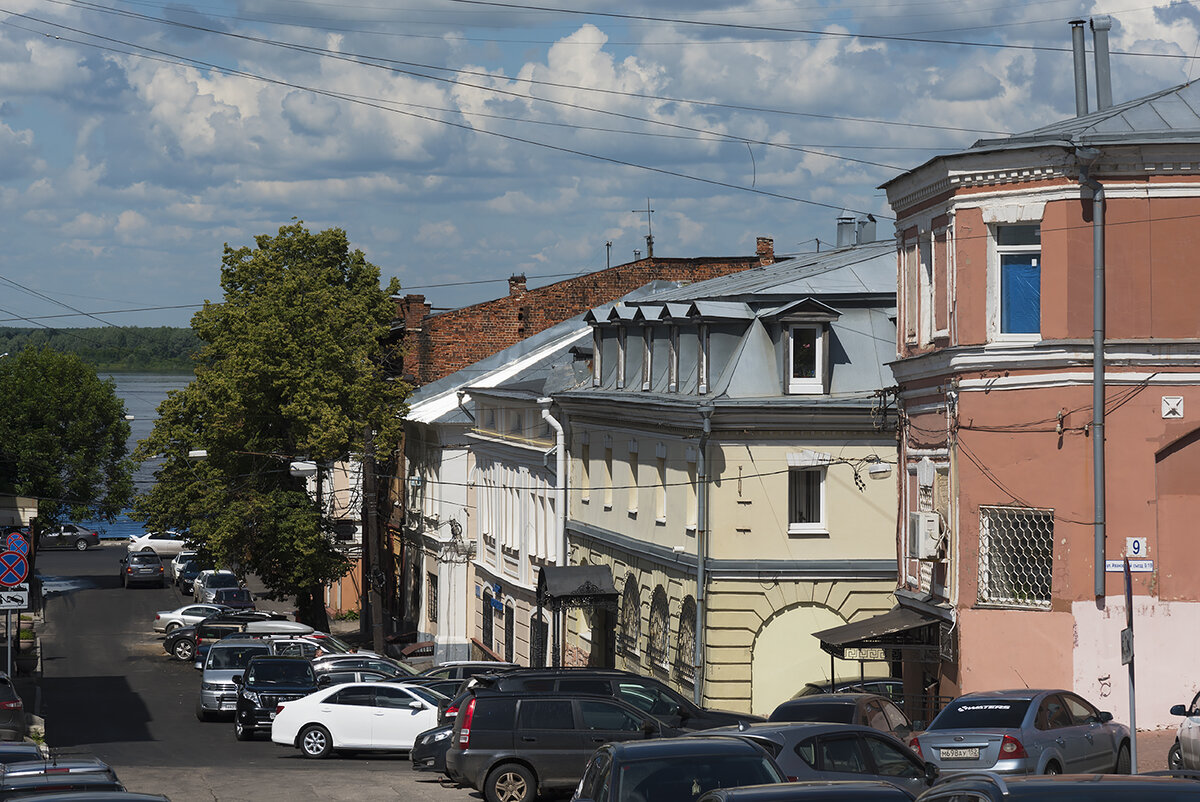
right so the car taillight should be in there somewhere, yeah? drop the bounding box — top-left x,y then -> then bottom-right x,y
275,704 -> 286,715
1000,735 -> 1028,759
908,737 -> 922,758
456,698 -> 476,749
0,700 -> 22,711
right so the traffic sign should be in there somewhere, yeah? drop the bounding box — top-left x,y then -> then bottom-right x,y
0,584 -> 28,610
0,552 -> 28,587
4,533 -> 26,555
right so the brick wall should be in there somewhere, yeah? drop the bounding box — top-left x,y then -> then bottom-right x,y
395,239 -> 777,385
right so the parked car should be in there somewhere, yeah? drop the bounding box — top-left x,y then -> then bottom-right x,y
794,678 -> 905,706
196,640 -> 272,721
232,655 -> 319,740
310,654 -> 415,677
118,552 -> 165,588
698,781 -> 918,802
170,550 -> 197,580
469,667 -> 761,731
271,681 -> 442,758
420,660 -> 520,681
446,689 -> 684,802
769,693 -> 915,739
1,755 -> 117,781
394,675 -> 464,699
909,689 -> 1130,776
914,771 -> 1200,801
210,588 -> 255,611
13,794 -> 171,802
411,723 -> 454,774
1170,690 -> 1200,769
0,742 -> 43,764
175,560 -> 207,594
193,570 -> 242,604
161,610 -> 290,662
313,668 -> 390,687
0,770 -> 126,798
127,530 -> 190,558
571,736 -> 788,802
0,673 -> 28,741
37,524 -> 99,551
194,616 -> 311,666
152,603 -> 229,634
694,722 -> 937,796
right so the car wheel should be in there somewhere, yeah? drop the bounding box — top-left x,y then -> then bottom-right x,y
485,763 -> 535,802
1044,761 -> 1061,775
173,639 -> 195,661
1115,742 -> 1131,774
234,718 -> 254,741
299,724 -> 333,758
73,538 -> 89,551
1170,742 -> 1184,771
165,622 -> 181,633
141,546 -> 155,552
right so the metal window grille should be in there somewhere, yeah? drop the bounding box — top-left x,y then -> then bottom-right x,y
675,597 -> 696,682
427,573 -> 438,623
648,588 -> 669,666
620,579 -> 640,655
978,506 -> 1053,609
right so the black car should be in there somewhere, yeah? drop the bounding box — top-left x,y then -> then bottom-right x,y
232,655 -> 318,741
119,552 -> 165,588
768,693 -> 915,739
0,673 -> 28,741
470,667 -> 762,731
915,771 -> 1200,801
411,723 -> 454,774
175,560 -> 207,594
446,688 -> 683,802
161,610 -> 286,662
571,736 -> 788,802
699,781 -> 917,802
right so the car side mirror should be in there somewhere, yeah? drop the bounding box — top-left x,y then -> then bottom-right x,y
924,762 -> 940,785
1098,711 -> 1113,723
409,701 -> 424,710
231,675 -> 243,686
1172,704 -> 1189,717
317,675 -> 331,687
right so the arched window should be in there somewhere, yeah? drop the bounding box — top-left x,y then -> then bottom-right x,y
620,574 -> 640,655
482,589 -> 494,650
648,587 -> 669,667
676,596 -> 696,681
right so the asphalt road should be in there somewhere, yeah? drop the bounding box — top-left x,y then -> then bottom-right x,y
33,543 -> 481,802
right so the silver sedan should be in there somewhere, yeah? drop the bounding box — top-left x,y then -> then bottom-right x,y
910,689 -> 1130,775
152,603 -> 229,633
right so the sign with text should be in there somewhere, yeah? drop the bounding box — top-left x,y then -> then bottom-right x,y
1106,560 -> 1152,572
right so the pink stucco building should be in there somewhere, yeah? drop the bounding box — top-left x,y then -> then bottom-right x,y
869,38 -> 1200,729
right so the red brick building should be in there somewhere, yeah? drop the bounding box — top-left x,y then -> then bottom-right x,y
394,237 -> 780,386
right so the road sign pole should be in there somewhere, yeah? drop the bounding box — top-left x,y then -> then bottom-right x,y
1125,557 -> 1137,774
5,610 -> 10,678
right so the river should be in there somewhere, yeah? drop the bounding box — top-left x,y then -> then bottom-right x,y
80,372 -> 192,539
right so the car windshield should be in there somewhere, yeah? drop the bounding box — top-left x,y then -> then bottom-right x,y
217,589 -> 252,602
407,686 -> 449,706
929,699 -> 1031,730
771,701 -> 855,723
208,574 -> 240,589
208,646 -> 269,669
617,754 -> 783,800
248,662 -> 315,685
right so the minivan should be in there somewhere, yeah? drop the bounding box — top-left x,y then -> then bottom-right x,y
197,640 -> 272,720
445,689 -> 681,802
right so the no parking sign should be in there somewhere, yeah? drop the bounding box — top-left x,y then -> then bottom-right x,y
0,551 -> 28,587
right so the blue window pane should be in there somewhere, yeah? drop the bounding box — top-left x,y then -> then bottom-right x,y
1001,254 -> 1040,334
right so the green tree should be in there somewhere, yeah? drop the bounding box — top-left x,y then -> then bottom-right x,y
0,347 -> 135,524
135,223 -> 407,630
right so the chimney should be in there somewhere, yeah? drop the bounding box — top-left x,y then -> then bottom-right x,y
856,215 -> 877,244
400,294 -> 430,330
1070,20 -> 1089,117
508,274 -> 526,296
836,210 -> 856,247
634,249 -> 641,260
756,236 -> 775,265
1092,16 -> 1113,111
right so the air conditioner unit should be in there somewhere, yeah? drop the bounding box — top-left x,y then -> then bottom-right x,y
909,511 -> 943,561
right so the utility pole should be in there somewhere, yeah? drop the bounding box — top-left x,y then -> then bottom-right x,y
363,425 -> 385,655
633,199 -> 654,259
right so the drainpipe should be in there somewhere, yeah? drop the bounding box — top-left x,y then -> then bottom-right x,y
456,390 -> 475,422
694,407 -> 713,706
1070,20 -> 1089,117
1076,146 -> 1106,598
539,399 -> 566,568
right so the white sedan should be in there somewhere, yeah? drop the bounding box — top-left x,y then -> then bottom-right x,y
152,603 -> 229,633
271,682 -> 444,758
128,531 -> 190,558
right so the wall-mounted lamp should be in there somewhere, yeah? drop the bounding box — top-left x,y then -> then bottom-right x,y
868,462 -> 893,478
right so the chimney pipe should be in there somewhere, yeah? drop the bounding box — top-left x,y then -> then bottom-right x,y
856,214 -> 877,244
1071,20 -> 1089,117
836,210 -> 856,248
1092,16 -> 1114,111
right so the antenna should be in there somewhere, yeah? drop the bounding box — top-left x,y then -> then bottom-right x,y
633,198 -> 655,258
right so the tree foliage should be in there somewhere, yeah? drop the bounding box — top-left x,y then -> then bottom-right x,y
0,347 -> 135,523
135,223 -> 408,628
0,327 -> 200,373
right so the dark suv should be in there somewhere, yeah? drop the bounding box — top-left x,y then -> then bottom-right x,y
232,655 -> 318,741
470,668 -> 761,731
446,689 -> 681,802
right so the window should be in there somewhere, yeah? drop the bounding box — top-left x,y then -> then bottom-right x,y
580,700 -> 642,732
642,327 -> 652,390
676,596 -> 696,681
620,576 -> 640,655
330,687 -> 374,707
862,735 -> 922,779
995,224 -> 1041,336
788,325 -> 825,394
815,735 -> 869,773
698,323 -> 709,394
978,505 -> 1053,609
655,454 -> 667,522
788,468 -> 825,534
616,327 -> 627,389
427,572 -> 438,624
648,587 -> 669,667
517,699 -> 574,730
668,326 -> 679,392
592,327 -> 602,386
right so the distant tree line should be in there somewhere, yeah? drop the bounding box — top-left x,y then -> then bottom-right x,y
0,327 -> 200,373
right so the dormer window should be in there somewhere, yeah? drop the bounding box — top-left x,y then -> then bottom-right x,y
642,327 -> 652,391
788,324 -> 826,394
616,327 -> 627,389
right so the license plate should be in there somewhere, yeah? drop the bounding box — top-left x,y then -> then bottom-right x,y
940,747 -> 979,759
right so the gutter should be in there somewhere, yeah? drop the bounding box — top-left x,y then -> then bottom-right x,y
694,406 -> 712,706
539,399 -> 566,568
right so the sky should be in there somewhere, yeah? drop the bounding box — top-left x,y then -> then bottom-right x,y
0,0 -> 1196,329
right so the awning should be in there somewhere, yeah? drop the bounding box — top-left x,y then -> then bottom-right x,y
536,565 -> 618,611
813,606 -> 944,659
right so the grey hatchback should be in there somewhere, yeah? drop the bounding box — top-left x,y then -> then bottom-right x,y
119,552 -> 165,588
909,690 -> 1130,776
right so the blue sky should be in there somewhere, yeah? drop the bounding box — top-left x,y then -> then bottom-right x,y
0,0 -> 1194,328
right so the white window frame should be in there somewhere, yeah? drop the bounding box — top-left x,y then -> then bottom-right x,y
642,326 -> 652,391
786,460 -> 827,536
787,324 -> 826,395
592,327 -> 602,386
990,223 -> 1042,342
616,327 -> 627,389
668,326 -> 679,393
698,324 -> 709,395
